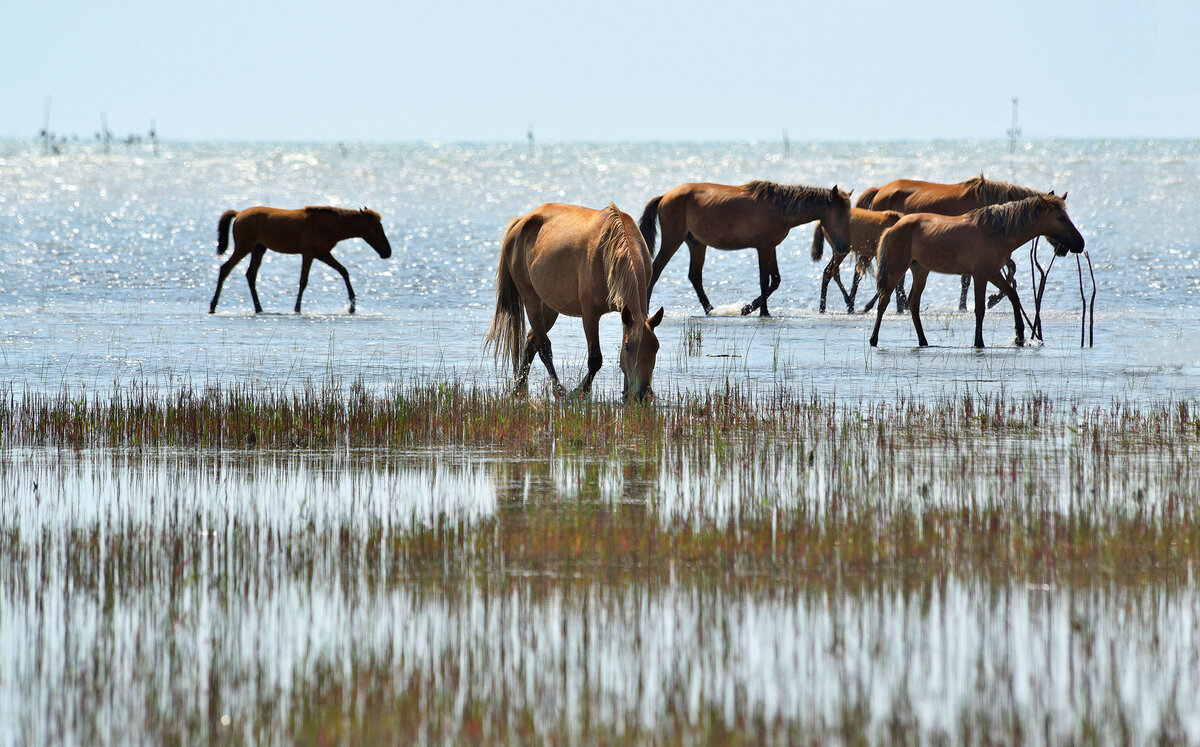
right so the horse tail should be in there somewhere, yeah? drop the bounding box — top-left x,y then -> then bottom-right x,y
485,217 -> 526,376
638,195 -> 663,254
876,227 -> 892,293
216,210 -> 238,255
856,187 -> 878,210
810,222 -> 826,261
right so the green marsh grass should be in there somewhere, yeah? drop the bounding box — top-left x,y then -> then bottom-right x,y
2,381 -> 1199,743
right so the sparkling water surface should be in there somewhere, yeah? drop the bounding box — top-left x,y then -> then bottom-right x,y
2,138 -> 1197,403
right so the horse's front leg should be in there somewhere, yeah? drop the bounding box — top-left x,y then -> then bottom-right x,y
571,310 -> 603,399
245,245 -> 267,314
821,253 -> 852,314
316,252 -> 355,314
295,255 -> 314,314
743,245 -> 780,317
988,269 -> 1024,347
972,276 -> 988,348
959,274 -> 971,312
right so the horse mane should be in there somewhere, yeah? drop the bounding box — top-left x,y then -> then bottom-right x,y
963,175 -> 1043,205
972,195 -> 1066,236
600,203 -> 644,315
744,180 -> 835,216
304,206 -> 381,221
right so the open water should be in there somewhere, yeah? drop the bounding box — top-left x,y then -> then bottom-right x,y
2,138 -> 1198,404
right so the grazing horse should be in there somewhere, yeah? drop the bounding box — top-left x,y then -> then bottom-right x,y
486,203 -> 665,401
870,194 -> 1084,348
640,181 -> 852,316
858,175 -> 1047,310
810,207 -> 904,313
209,206 -> 392,314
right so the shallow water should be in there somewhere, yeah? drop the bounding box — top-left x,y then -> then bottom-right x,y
2,138 -> 1198,403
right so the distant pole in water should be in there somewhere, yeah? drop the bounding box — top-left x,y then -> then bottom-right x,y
527,123 -> 534,157
782,128 -> 789,158
149,120 -> 157,156
1006,97 -> 1021,154
40,97 -> 52,156
99,112 -> 112,154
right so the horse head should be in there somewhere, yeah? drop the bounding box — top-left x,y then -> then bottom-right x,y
359,207 -> 393,259
824,186 -> 853,256
619,306 -> 664,402
1041,195 -> 1085,256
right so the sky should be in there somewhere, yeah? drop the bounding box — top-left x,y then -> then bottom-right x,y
4,0 -> 1198,142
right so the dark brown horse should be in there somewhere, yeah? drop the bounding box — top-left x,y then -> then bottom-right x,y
209,206 -> 392,314
486,203 -> 664,401
870,194 -> 1084,348
810,207 -> 903,313
640,180 -> 852,316
858,175 -> 1046,310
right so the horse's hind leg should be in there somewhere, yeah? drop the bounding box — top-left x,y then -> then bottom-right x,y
316,252 -> 356,313
742,245 -> 780,316
209,245 -> 251,313
648,225 -> 687,305
683,236 -> 715,314
906,267 -> 930,347
988,269 -> 1025,347
294,255 -> 314,314
820,252 -> 851,314
526,307 -> 564,397
245,244 -> 267,313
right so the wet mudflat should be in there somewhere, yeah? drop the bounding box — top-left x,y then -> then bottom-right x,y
2,386 -> 1198,743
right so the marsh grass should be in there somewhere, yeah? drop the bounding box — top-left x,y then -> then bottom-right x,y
2,381 -> 1200,744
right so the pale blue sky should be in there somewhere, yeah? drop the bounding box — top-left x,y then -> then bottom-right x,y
5,0 -> 1197,142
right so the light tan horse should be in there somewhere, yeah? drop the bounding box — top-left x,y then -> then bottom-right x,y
640,181 -> 852,316
810,207 -> 903,313
486,203 -> 665,401
858,175 -> 1047,310
209,206 -> 392,314
870,194 -> 1084,348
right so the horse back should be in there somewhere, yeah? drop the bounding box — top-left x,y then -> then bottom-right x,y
667,183 -> 791,249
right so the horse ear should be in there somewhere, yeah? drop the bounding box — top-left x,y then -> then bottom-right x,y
621,306 -> 634,327
1061,191 -> 1068,201
1048,190 -> 1055,196
648,307 -> 665,328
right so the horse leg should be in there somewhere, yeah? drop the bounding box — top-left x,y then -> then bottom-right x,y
513,334 -> 538,397
988,269 -> 1025,347
571,309 -> 603,399
972,275 -> 988,348
894,271 -> 909,314
528,307 -> 564,397
294,255 -> 314,314
209,245 -> 251,313
682,236 -> 714,314
847,258 -> 869,313
648,227 -> 686,305
987,259 -> 1017,309
245,244 -> 267,314
316,252 -> 355,314
742,245 -> 780,317
906,267 -> 930,347
869,283 -> 894,346
820,252 -> 851,314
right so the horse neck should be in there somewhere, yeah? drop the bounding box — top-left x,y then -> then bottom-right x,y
603,223 -> 649,319
975,209 -> 1051,251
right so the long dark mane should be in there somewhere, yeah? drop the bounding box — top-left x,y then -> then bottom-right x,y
963,176 -> 1043,205
744,180 -> 834,217
971,195 -> 1065,236
304,206 -> 381,221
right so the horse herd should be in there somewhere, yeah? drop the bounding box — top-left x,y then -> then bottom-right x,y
208,175 -> 1086,402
